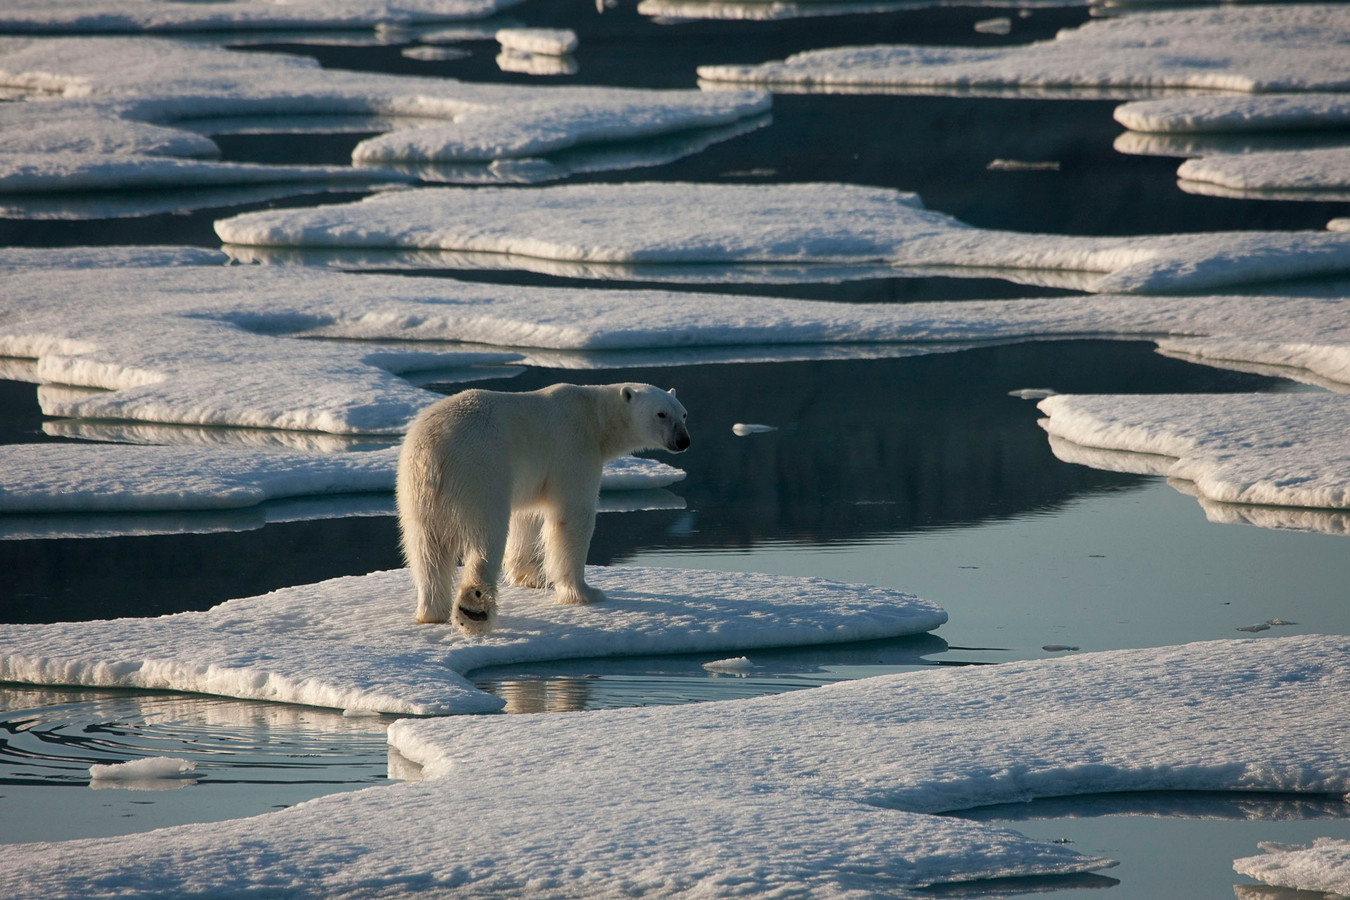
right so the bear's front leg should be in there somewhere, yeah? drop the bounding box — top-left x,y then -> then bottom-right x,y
543,504 -> 604,606
504,510 -> 548,589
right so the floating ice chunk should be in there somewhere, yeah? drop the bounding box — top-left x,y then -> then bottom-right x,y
703,655 -> 754,672
1178,148 -> 1350,202
1042,644 -> 1079,652
0,0 -> 524,34
1237,623 -> 1271,634
213,181 -> 1350,293
0,567 -> 947,715
697,6 -> 1350,94
400,45 -> 471,62
987,158 -> 1059,172
89,757 -> 195,781
1038,393 -> 1350,512
1115,94 -> 1350,136
496,27 -> 577,56
496,49 -> 579,76
973,17 -> 1011,36
1009,388 -> 1058,400
732,422 -> 777,435
639,0 -> 979,23
1234,838 -> 1350,897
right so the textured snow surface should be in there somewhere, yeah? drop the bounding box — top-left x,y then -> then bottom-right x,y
214,181 -> 1350,293
1235,838 -> 1350,896
1038,393 -> 1350,511
0,0 -> 524,33
6,251 -> 1350,436
1115,94 -> 1350,135
4,635 -> 1350,898
697,6 -> 1350,94
0,567 -> 947,716
0,443 -> 680,513
0,37 -> 769,190
1178,148 -> 1350,201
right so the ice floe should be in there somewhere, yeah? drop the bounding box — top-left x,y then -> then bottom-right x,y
214,181 -> 1350,293
1177,148 -> 1350,202
1235,838 -> 1350,897
0,566 -> 947,715
0,37 -> 770,196
1114,94 -> 1350,136
1038,393 -> 1350,512
0,443 -> 680,514
88,757 -> 196,782
640,0 -> 1079,23
0,0 -> 524,34
697,6 -> 1350,95
496,27 -> 577,56
6,250 -> 1350,437
3,634 -> 1349,897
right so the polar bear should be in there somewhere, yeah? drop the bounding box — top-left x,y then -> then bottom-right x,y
396,383 -> 690,633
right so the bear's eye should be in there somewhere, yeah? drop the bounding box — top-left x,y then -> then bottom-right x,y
657,411 -> 667,419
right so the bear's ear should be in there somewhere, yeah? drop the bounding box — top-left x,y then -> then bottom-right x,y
622,386 -> 634,403
667,388 -> 677,398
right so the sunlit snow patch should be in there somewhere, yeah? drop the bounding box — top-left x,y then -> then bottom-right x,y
214,181 -> 1350,293
6,635 -> 1350,897
1235,838 -> 1350,897
0,567 -> 948,715
697,6 -> 1350,95
0,0 -> 525,34
1038,393 -> 1350,515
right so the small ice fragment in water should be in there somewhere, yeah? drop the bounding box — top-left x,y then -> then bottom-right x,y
496,28 -> 579,56
987,159 -> 1061,172
974,17 -> 1011,35
1008,388 -> 1058,400
1042,645 -> 1079,652
1266,618 -> 1297,626
90,757 -> 196,781
703,656 -> 754,673
1238,623 -> 1272,633
402,46 -> 471,62
732,423 -> 777,436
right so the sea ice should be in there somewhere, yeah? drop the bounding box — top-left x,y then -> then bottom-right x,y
0,566 -> 948,715
0,0 -> 524,34
1177,148 -> 1350,202
6,250 -> 1350,437
697,6 -> 1350,94
1038,393 -> 1350,512
1235,838 -> 1350,896
496,27 -> 578,56
88,757 -> 196,781
214,181 -> 1350,293
1114,94 -> 1350,136
702,655 -> 754,672
0,443 -> 680,513
3,635 -> 1348,897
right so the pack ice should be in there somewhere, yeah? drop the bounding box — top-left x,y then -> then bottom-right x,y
0,566 -> 947,715
3,634 -> 1349,898
213,181 -> 1350,293
697,6 -> 1350,94
1235,838 -> 1350,897
0,37 -> 770,203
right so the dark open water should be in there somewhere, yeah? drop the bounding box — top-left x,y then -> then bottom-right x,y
1,1 -> 1349,895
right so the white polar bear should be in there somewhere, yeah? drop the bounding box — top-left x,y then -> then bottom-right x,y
396,382 -> 690,633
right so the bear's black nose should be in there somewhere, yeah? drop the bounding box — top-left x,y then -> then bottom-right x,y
674,434 -> 690,452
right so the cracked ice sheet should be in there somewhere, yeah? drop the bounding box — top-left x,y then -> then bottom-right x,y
0,567 -> 947,715
0,0 -> 524,34
7,638 -> 1350,898
214,181 -> 1350,294
1235,839 -> 1350,897
697,6 -> 1350,96
1037,393 -> 1350,513
6,250 -> 1350,435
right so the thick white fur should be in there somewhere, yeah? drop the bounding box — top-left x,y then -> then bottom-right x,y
396,383 -> 690,633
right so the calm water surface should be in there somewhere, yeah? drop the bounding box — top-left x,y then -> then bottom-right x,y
1,0 -> 1348,895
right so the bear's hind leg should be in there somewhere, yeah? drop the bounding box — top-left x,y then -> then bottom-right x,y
504,510 -> 548,589
453,515 -> 506,635
405,528 -> 457,625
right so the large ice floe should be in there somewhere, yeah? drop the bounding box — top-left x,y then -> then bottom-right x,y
214,181 -> 1350,293
697,5 -> 1350,95
0,37 -> 771,207
1235,838 -> 1350,897
2,634 -> 1350,897
0,0 -> 524,34
0,567 -> 947,715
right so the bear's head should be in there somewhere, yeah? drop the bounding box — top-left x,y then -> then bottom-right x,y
622,384 -> 690,454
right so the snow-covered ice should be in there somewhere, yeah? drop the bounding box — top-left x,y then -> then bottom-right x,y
1177,148 -> 1350,202
0,443 -> 680,514
0,0 -> 524,34
496,27 -> 577,56
214,181 -> 1350,293
3,634 -> 1349,897
701,655 -> 754,672
0,566 -> 947,715
6,250 -> 1350,437
640,0 -> 1080,23
1038,393 -> 1350,512
697,6 -> 1350,95
1115,94 -> 1350,136
1235,838 -> 1350,897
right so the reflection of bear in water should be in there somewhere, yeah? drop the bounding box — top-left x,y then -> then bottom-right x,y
396,383 -> 691,634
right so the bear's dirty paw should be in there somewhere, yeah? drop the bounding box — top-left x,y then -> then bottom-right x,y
453,584 -> 498,635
